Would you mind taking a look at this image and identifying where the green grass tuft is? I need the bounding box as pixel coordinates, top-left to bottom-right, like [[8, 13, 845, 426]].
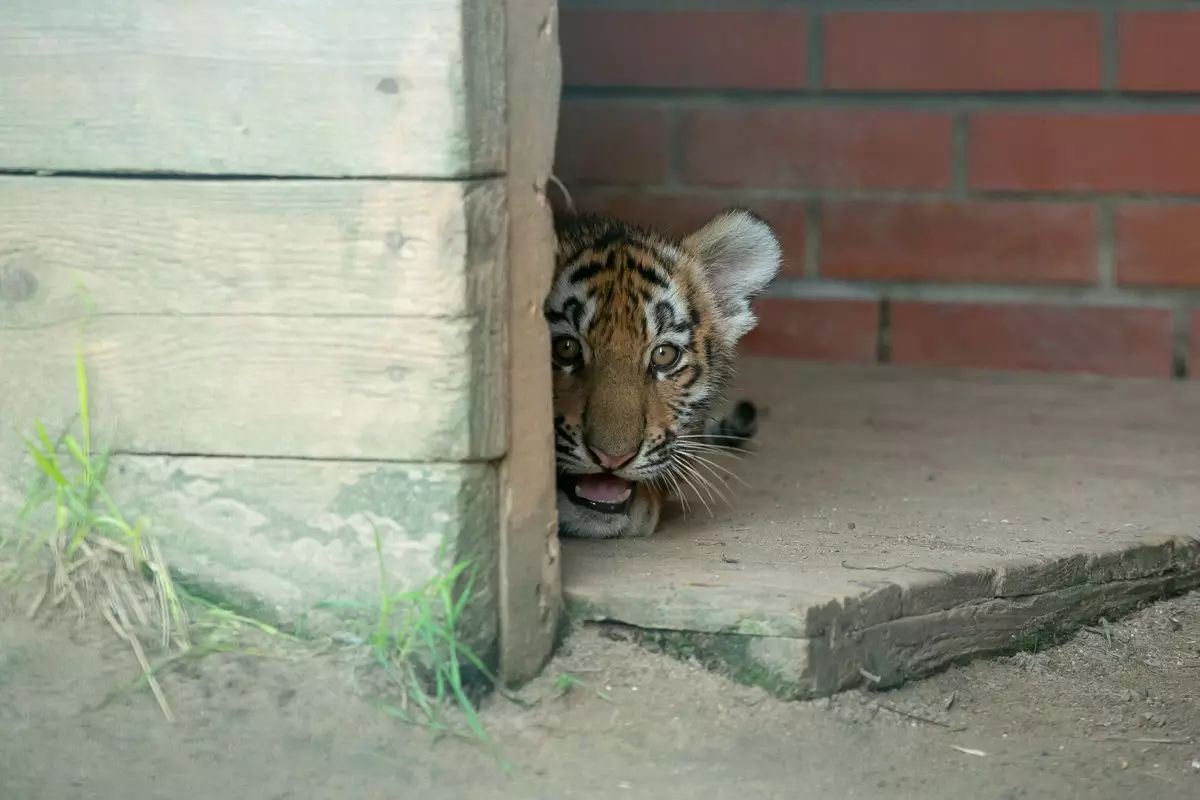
[[316, 529, 512, 748], [4, 346, 508, 741], [2, 349, 191, 720]]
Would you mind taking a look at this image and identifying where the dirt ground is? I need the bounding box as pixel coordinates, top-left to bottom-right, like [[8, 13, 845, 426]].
[[2, 591, 1198, 800]]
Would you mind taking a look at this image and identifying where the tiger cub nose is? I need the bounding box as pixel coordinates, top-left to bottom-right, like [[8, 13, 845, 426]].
[[589, 447, 636, 470]]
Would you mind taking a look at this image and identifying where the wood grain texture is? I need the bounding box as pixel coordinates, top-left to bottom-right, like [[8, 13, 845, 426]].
[[1, 313, 503, 461], [496, 0, 564, 686], [0, 0, 504, 177], [814, 539, 1200, 698], [0, 453, 498, 640], [570, 538, 1200, 700], [0, 177, 505, 325], [0, 175, 507, 461]]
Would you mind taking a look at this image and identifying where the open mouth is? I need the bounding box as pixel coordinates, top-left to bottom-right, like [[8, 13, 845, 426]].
[[558, 473, 635, 514]]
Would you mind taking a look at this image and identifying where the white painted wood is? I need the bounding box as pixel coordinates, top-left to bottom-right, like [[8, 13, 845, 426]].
[[0, 0, 504, 177], [0, 177, 505, 326]]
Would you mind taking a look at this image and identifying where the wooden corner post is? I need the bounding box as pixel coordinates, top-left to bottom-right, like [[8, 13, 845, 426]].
[[497, 0, 564, 685]]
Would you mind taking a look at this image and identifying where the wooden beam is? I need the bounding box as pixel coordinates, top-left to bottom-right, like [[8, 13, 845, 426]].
[[1, 176, 506, 326], [0, 177, 506, 462], [0, 177, 505, 324], [0, 0, 504, 177], [496, 0, 563, 686], [2, 314, 503, 462], [0, 451, 498, 642]]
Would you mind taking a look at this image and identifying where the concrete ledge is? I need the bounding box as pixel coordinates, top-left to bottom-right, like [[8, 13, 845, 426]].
[[563, 359, 1200, 699]]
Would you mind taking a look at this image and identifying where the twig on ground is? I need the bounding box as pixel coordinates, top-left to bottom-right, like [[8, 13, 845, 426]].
[[950, 745, 987, 757], [875, 701, 967, 731], [840, 560, 954, 577], [842, 561, 907, 572], [1096, 736, 1193, 745]]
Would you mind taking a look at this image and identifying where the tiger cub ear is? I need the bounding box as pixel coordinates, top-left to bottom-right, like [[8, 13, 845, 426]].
[[683, 208, 782, 342]]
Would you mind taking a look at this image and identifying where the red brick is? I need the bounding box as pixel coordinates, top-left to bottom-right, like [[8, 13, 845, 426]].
[[824, 12, 1100, 92], [567, 187, 807, 278], [970, 113, 1200, 194], [561, 10, 807, 90], [683, 108, 952, 190], [1116, 205, 1200, 288], [740, 298, 879, 364], [890, 303, 1174, 378], [554, 102, 670, 184], [1119, 13, 1200, 92], [821, 201, 1096, 284]]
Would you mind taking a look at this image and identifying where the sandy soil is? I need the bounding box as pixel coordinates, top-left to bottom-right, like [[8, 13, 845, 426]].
[[2, 591, 1198, 800]]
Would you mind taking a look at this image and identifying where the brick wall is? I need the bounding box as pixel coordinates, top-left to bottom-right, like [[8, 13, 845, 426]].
[[553, 2, 1200, 380]]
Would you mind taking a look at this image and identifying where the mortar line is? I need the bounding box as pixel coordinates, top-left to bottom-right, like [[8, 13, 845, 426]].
[[762, 278, 1200, 308], [561, 87, 1200, 111], [663, 103, 685, 188], [875, 298, 892, 364], [560, 1, 1200, 14], [806, 12, 824, 92], [1096, 200, 1117, 290], [950, 112, 969, 198], [1100, 8, 1120, 93], [563, 181, 1200, 206], [803, 199, 822, 279], [1172, 307, 1192, 379]]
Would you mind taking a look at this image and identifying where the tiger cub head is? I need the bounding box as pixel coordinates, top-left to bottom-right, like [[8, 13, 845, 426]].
[[545, 208, 782, 539]]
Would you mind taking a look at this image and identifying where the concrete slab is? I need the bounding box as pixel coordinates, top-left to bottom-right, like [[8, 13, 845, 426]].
[[563, 358, 1200, 699]]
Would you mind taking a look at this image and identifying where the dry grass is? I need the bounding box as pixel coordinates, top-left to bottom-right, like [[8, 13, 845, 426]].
[[3, 349, 505, 747], [2, 350, 190, 720]]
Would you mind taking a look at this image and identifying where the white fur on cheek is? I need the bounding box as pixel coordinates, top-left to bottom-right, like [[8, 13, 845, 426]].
[[684, 209, 783, 343]]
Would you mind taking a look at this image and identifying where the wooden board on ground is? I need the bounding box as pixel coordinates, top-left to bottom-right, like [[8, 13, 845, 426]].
[[0, 0, 503, 177], [562, 358, 1200, 699]]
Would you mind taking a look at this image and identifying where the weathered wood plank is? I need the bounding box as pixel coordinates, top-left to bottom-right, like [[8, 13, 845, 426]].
[[0, 451, 498, 643], [572, 538, 1200, 701], [0, 0, 504, 177], [0, 177, 505, 326], [496, 0, 563, 686], [1, 313, 504, 461]]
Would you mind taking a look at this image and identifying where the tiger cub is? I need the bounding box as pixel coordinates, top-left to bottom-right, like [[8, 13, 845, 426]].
[[545, 208, 781, 539]]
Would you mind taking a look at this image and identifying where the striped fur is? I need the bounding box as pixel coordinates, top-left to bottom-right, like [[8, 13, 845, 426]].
[[546, 209, 782, 539]]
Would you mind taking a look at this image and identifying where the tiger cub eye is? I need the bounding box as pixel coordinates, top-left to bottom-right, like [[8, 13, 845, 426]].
[[651, 343, 681, 368], [552, 336, 583, 367]]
